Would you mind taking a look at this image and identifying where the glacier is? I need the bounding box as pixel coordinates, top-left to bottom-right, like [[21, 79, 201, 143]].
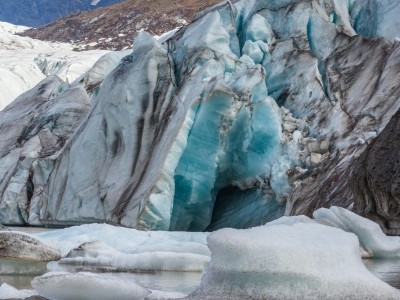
[[0, 0, 400, 232], [0, 21, 110, 109]]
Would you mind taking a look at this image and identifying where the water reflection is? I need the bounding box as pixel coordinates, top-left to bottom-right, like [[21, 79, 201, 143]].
[[47, 263, 203, 294], [0, 259, 47, 289], [364, 259, 400, 289], [0, 260, 203, 294], [3, 258, 400, 294], [134, 272, 202, 294]]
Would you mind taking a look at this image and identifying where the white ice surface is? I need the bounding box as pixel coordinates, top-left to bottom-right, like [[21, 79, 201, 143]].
[[32, 272, 150, 300], [0, 21, 30, 34], [0, 22, 108, 110], [36, 223, 210, 272], [0, 283, 38, 299], [314, 206, 400, 258], [190, 221, 400, 299]]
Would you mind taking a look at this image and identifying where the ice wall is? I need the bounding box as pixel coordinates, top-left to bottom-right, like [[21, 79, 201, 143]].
[[348, 0, 400, 42], [2, 0, 400, 230]]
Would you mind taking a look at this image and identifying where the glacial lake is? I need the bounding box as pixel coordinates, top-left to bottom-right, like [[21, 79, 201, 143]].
[[364, 259, 400, 289], [2, 258, 400, 295], [2, 227, 400, 295], [0, 259, 203, 294]]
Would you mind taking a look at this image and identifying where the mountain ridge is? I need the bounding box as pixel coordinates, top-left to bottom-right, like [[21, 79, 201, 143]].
[[0, 0, 124, 28], [21, 0, 222, 50]]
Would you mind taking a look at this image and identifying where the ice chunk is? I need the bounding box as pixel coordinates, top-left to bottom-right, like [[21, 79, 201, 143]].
[[314, 206, 400, 258], [242, 40, 269, 65], [0, 283, 38, 299], [32, 272, 150, 300], [37, 223, 210, 272], [244, 13, 274, 44], [37, 223, 209, 256], [188, 222, 400, 299], [57, 249, 209, 273]]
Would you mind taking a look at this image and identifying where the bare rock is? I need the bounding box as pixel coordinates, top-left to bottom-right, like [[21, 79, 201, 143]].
[[0, 232, 61, 262], [352, 108, 400, 235], [0, 224, 10, 231]]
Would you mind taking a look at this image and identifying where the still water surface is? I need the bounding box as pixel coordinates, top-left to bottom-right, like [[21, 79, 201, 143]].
[[364, 259, 400, 289], [1, 259, 400, 294], [0, 260, 203, 294], [1, 227, 400, 295]]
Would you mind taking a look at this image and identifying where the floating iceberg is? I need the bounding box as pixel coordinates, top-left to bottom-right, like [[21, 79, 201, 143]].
[[21, 211, 400, 299], [188, 222, 400, 300], [314, 206, 400, 258], [37, 223, 209, 272], [32, 272, 151, 300], [32, 271, 189, 300], [0, 283, 38, 300]]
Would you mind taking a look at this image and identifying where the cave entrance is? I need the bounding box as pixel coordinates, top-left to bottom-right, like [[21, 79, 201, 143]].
[[206, 185, 285, 231]]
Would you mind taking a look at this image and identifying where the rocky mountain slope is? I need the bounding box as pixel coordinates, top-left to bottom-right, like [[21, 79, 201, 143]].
[[0, 0, 124, 27], [21, 0, 222, 50], [1, 0, 400, 235]]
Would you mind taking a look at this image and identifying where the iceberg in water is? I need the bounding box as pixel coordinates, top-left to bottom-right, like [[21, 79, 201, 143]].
[[34, 208, 400, 274], [32, 272, 150, 300], [0, 283, 38, 300], [32, 271, 189, 300], [188, 221, 400, 300], [37, 223, 209, 272], [23, 210, 400, 299], [314, 206, 400, 258]]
